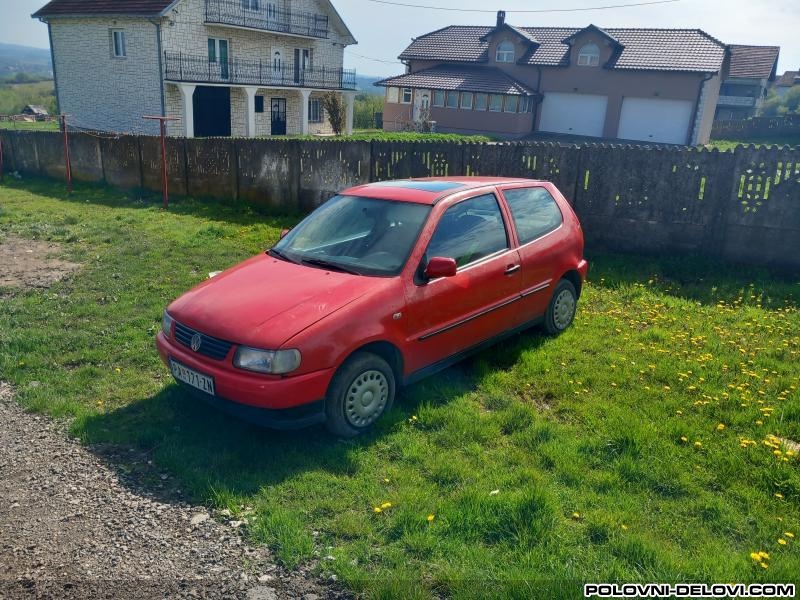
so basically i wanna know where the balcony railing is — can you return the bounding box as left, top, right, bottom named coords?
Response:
left=205, top=0, right=329, bottom=38
left=717, top=95, right=757, bottom=107
left=164, top=52, right=356, bottom=90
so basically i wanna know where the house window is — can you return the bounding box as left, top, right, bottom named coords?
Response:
left=489, top=94, right=502, bottom=112
left=433, top=90, right=445, bottom=107
left=255, top=96, right=265, bottom=113
left=401, top=88, right=413, bottom=104
left=308, top=98, right=323, bottom=123
left=241, top=0, right=260, bottom=9
left=446, top=91, right=458, bottom=108
left=577, top=43, right=600, bottom=67
left=111, top=30, right=126, bottom=58
left=475, top=93, right=488, bottom=110
left=387, top=87, right=399, bottom=103
left=504, top=95, right=519, bottom=113
left=496, top=40, right=515, bottom=63
left=520, top=96, right=532, bottom=113
left=460, top=92, right=473, bottom=109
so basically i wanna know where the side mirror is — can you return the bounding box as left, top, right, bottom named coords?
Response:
left=279, top=228, right=290, bottom=239
left=424, top=256, right=457, bottom=280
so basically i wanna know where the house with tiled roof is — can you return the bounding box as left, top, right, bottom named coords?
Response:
left=32, top=0, right=357, bottom=137
left=772, top=70, right=800, bottom=99
left=378, top=11, right=730, bottom=144
left=714, top=45, right=780, bottom=121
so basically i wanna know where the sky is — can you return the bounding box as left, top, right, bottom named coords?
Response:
left=5, top=0, right=799, bottom=77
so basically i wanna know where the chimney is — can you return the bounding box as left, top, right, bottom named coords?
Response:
left=496, top=10, right=506, bottom=27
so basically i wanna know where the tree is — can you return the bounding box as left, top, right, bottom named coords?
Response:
left=321, top=91, right=346, bottom=135
left=354, top=93, right=383, bottom=130
left=758, top=87, right=800, bottom=117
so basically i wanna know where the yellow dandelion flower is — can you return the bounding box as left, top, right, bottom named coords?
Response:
left=571, top=512, right=581, bottom=520
left=716, top=423, right=726, bottom=431
left=759, top=551, right=770, bottom=559
left=680, top=436, right=688, bottom=443
left=785, top=532, right=794, bottom=538
left=756, top=420, right=763, bottom=425
left=775, top=493, right=784, bottom=499
left=750, top=552, right=761, bottom=561
left=621, top=524, right=628, bottom=530
left=383, top=478, right=390, bottom=483
left=694, top=441, right=703, bottom=449
left=676, top=410, right=683, bottom=415
left=427, top=514, right=435, bottom=522
left=778, top=539, right=787, bottom=545
left=373, top=507, right=382, bottom=513
left=380, top=502, right=392, bottom=509
left=760, top=562, right=769, bottom=569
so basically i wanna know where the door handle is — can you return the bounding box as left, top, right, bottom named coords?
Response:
left=505, top=264, right=521, bottom=275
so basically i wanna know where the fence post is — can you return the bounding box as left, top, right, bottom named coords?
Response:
left=60, top=114, right=72, bottom=193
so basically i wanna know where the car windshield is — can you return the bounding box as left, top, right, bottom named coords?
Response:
left=272, top=195, right=431, bottom=276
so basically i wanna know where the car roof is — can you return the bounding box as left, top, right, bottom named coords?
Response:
left=340, top=177, right=545, bottom=205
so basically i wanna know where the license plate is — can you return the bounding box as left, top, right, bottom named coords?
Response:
left=170, top=359, right=215, bottom=396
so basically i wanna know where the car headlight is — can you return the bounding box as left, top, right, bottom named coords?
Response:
left=233, top=347, right=301, bottom=375
left=161, top=311, right=174, bottom=337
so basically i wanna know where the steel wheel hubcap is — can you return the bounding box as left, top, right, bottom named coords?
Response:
left=553, top=289, right=576, bottom=330
left=345, top=370, right=388, bottom=428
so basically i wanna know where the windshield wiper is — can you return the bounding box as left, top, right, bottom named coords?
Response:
left=268, top=248, right=298, bottom=264
left=300, top=257, right=362, bottom=275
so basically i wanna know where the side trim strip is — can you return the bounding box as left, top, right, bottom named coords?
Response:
left=521, top=280, right=552, bottom=298
left=417, top=295, right=521, bottom=341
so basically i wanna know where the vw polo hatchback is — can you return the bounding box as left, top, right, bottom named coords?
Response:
left=157, top=177, right=588, bottom=437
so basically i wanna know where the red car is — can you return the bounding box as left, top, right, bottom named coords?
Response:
left=156, top=177, right=588, bottom=437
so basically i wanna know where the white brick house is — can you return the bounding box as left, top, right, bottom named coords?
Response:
left=33, top=0, right=358, bottom=137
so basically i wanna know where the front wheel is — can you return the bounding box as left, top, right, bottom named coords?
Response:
left=543, top=279, right=578, bottom=336
left=325, top=352, right=395, bottom=438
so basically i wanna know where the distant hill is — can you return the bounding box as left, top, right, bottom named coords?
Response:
left=0, top=43, right=52, bottom=78
left=355, top=75, right=386, bottom=95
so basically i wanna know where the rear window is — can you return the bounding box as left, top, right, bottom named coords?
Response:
left=503, top=187, right=563, bottom=244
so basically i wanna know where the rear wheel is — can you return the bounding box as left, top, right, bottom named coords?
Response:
left=543, top=279, right=578, bottom=336
left=325, top=352, right=395, bottom=438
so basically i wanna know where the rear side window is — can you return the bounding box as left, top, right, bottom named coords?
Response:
left=503, top=187, right=563, bottom=244
left=426, top=194, right=508, bottom=267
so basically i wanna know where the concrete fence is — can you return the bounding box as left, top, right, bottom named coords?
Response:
left=1, top=129, right=799, bottom=270
left=711, top=114, right=800, bottom=139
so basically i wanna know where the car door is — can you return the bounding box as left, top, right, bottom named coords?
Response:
left=498, top=185, right=565, bottom=322
left=403, top=192, right=522, bottom=373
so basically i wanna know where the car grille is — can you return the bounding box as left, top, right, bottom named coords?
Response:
left=173, top=321, right=234, bottom=361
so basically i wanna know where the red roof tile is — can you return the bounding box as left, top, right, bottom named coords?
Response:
left=33, top=0, right=176, bottom=18
left=399, top=25, right=727, bottom=73
left=775, top=70, right=800, bottom=87
left=726, top=45, right=780, bottom=80
left=376, top=65, right=536, bottom=95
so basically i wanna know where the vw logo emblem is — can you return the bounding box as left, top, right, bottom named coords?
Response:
left=190, top=333, right=202, bottom=352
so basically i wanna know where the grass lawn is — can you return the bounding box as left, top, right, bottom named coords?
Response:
left=0, top=119, right=59, bottom=131
left=0, top=179, right=799, bottom=598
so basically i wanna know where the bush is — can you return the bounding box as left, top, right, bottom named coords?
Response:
left=321, top=91, right=345, bottom=135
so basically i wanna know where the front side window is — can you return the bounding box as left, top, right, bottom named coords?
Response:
left=274, top=196, right=431, bottom=276
left=460, top=92, right=473, bottom=109
left=426, top=194, right=509, bottom=268
left=503, top=187, right=563, bottom=244
left=577, top=43, right=600, bottom=67
left=433, top=90, right=445, bottom=107
left=402, top=88, right=413, bottom=103
left=496, top=40, right=515, bottom=63
left=488, top=94, right=502, bottom=112
left=475, top=93, right=488, bottom=110
left=387, top=87, right=399, bottom=103
left=241, top=0, right=260, bottom=9
left=111, top=30, right=126, bottom=58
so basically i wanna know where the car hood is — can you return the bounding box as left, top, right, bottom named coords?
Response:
left=168, top=253, right=376, bottom=348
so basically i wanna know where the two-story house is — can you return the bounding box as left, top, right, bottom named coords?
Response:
left=713, top=45, right=780, bottom=121
left=378, top=11, right=727, bottom=144
left=33, top=0, right=357, bottom=138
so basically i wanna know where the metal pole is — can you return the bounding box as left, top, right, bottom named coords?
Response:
left=0, top=136, right=4, bottom=183
left=61, top=114, right=72, bottom=193
left=160, top=119, right=168, bottom=209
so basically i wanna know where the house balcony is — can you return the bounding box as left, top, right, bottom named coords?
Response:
left=164, top=52, right=356, bottom=90
left=204, top=0, right=329, bottom=39
left=717, top=95, right=757, bottom=108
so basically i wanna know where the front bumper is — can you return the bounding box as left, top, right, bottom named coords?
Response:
left=156, top=332, right=332, bottom=428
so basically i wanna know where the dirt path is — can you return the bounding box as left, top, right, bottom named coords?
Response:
left=0, top=382, right=345, bottom=600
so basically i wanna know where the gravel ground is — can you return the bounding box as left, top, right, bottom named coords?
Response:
left=0, top=381, right=348, bottom=600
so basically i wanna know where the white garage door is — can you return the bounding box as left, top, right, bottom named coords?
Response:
left=617, top=97, right=694, bottom=144
left=538, top=93, right=608, bottom=137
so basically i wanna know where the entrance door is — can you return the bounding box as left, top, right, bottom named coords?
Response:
left=271, top=98, right=287, bottom=135
left=294, top=48, right=311, bottom=85
left=193, top=86, right=231, bottom=137
left=413, top=89, right=430, bottom=122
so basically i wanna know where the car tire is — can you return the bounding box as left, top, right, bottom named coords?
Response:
left=543, top=279, right=578, bottom=336
left=325, top=352, right=395, bottom=438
